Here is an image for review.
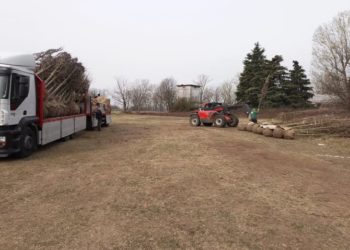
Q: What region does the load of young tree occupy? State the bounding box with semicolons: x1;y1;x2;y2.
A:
236;43;314;109
34;48;90;118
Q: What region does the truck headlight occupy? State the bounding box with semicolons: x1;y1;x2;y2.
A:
0;136;6;148
0;110;8;125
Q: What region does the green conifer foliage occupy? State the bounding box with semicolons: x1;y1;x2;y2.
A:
283;61;314;107
236;43;269;107
236;44;314;108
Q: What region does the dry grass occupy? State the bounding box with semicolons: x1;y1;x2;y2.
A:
0;114;350;249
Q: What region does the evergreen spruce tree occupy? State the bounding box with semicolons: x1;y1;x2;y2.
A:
264;55;289;107
236;43;269;107
236;44;314;108
282;61;314;107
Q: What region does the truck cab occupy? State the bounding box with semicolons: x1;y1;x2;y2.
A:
0;63;38;157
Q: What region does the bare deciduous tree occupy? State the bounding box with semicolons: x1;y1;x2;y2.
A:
130;79;152;111
194;74;211;103
220;79;236;104
152;86;164;111
312;11;350;109
213;87;221;102
203;87;215;102
113;77;131;112
158;78;177;111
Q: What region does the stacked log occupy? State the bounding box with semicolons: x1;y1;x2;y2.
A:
34;48;90;118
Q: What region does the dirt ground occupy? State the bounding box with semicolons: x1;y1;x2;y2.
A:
1;114;350;249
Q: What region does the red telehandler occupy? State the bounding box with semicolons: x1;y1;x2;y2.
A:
189;102;248;128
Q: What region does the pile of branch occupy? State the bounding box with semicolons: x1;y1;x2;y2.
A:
276;109;350;137
34;48;90;118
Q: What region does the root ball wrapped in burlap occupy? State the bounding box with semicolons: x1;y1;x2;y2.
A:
252;124;260;133
256;126;263;134
237;123;246;131
263;128;273;137
247;123;254;132
283;129;295;139
273;128;284;139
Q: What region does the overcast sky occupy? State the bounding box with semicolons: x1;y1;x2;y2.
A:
0;0;349;89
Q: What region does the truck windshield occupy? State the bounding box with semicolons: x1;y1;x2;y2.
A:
0;75;9;99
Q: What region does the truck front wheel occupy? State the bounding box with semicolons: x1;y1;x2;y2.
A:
18;127;37;158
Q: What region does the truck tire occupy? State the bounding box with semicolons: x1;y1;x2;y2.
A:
17;127;37;158
214;115;226;127
227;114;239;127
190;115;200;126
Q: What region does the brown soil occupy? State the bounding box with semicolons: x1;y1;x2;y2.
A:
0;114;350;249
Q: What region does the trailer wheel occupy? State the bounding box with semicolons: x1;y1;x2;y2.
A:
214;115;226;127
189;115;200;126
227;114;239;127
17;127;37;158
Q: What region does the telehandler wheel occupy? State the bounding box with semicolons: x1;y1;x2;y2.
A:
214;115;226;127
203;123;213;127
17;127;37;158
227;114;239;127
189;115;201;126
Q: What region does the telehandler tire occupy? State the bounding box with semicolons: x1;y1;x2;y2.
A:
190;115;201;126
214;115;226;127
227;114;239;127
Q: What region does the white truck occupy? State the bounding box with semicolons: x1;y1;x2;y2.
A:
0;55;112;157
